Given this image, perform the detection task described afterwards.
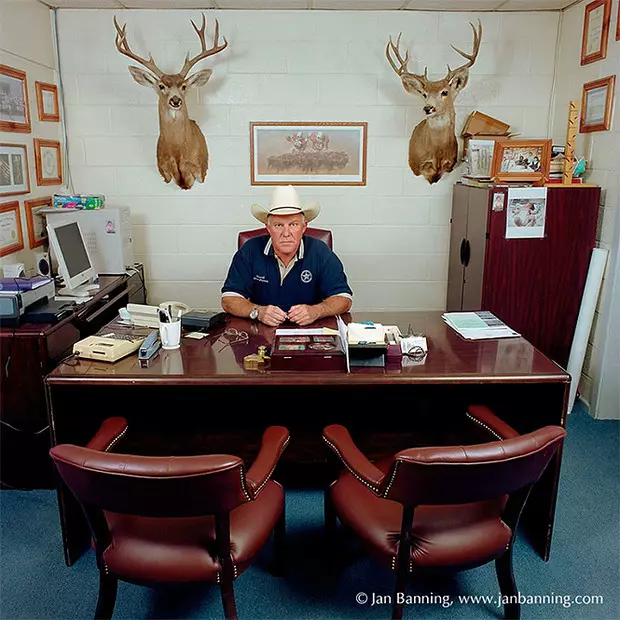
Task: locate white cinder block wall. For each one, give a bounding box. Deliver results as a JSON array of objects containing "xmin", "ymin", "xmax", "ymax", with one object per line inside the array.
[
  {"xmin": 56, "ymin": 9, "xmax": 560, "ymax": 311},
  {"xmin": 551, "ymin": 0, "xmax": 620, "ymax": 417}
]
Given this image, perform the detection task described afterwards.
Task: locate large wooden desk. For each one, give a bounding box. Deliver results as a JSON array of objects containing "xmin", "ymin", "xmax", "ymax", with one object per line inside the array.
[{"xmin": 45, "ymin": 312, "xmax": 569, "ymax": 566}]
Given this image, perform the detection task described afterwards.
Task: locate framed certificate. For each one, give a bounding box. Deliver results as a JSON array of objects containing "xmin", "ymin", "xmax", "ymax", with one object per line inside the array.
[
  {"xmin": 35, "ymin": 81, "xmax": 60, "ymax": 122},
  {"xmin": 581, "ymin": 0, "xmax": 611, "ymax": 65},
  {"xmin": 580, "ymin": 75, "xmax": 616, "ymax": 133},
  {"xmin": 0, "ymin": 201, "xmax": 24, "ymax": 257},
  {"xmin": 34, "ymin": 138, "xmax": 63, "ymax": 186}
]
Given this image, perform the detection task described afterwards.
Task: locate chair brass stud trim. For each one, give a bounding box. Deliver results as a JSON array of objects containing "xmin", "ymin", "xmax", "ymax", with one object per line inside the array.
[
  {"xmin": 104, "ymin": 426, "xmax": 129, "ymax": 452},
  {"xmin": 322, "ymin": 437, "xmax": 381, "ymax": 494},
  {"xmin": 254, "ymin": 436, "xmax": 291, "ymax": 495},
  {"xmin": 383, "ymin": 460, "xmax": 400, "ymax": 497},
  {"xmin": 239, "ymin": 467, "xmax": 252, "ymax": 502},
  {"xmin": 465, "ymin": 412, "xmax": 502, "ymax": 440}
]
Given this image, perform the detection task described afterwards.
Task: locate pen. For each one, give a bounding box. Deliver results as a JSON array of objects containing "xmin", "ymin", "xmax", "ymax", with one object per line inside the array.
[{"xmin": 158, "ymin": 309, "xmax": 169, "ymax": 323}]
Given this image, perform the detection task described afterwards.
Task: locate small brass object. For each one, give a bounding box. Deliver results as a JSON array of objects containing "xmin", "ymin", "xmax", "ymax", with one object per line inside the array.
[{"xmin": 243, "ymin": 345, "xmax": 270, "ymax": 371}]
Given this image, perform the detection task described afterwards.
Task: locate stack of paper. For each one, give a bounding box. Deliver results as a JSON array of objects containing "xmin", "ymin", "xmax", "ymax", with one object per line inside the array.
[
  {"xmin": 347, "ymin": 322, "xmax": 385, "ymax": 345},
  {"xmin": 442, "ymin": 311, "xmax": 520, "ymax": 340}
]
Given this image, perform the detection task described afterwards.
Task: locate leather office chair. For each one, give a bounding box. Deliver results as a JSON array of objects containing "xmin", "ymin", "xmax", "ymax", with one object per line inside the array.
[
  {"xmin": 322, "ymin": 405, "xmax": 567, "ymax": 620},
  {"xmin": 238, "ymin": 227, "xmax": 333, "ymax": 250},
  {"xmin": 50, "ymin": 417, "xmax": 290, "ymax": 620}
]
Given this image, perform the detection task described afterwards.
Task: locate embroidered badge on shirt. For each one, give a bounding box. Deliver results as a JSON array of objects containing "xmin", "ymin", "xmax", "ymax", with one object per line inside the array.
[
  {"xmin": 254, "ymin": 275, "xmax": 268, "ymax": 283},
  {"xmin": 300, "ymin": 270, "xmax": 313, "ymax": 283}
]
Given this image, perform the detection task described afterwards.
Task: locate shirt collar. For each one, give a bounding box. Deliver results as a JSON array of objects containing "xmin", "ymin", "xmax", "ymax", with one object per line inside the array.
[{"xmin": 264, "ymin": 238, "xmax": 305, "ymax": 259}]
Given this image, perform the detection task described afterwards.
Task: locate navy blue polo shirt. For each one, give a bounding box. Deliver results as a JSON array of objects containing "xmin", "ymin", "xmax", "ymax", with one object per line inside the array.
[{"xmin": 221, "ymin": 235, "xmax": 352, "ymax": 313}]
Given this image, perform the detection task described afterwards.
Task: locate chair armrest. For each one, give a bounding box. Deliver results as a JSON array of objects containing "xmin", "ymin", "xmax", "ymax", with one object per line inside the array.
[
  {"xmin": 246, "ymin": 426, "xmax": 290, "ymax": 496},
  {"xmin": 85, "ymin": 417, "xmax": 128, "ymax": 452},
  {"xmin": 467, "ymin": 405, "xmax": 520, "ymax": 440},
  {"xmin": 322, "ymin": 424, "xmax": 385, "ymax": 494}
]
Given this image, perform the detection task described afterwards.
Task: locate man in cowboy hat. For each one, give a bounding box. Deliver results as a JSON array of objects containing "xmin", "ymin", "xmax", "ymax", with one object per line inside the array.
[{"xmin": 221, "ymin": 185, "xmax": 352, "ymax": 326}]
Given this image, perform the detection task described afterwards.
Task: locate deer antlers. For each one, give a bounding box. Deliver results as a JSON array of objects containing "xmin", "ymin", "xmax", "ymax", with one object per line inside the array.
[
  {"xmin": 114, "ymin": 16, "xmax": 163, "ymax": 78},
  {"xmin": 180, "ymin": 15, "xmax": 228, "ymax": 78},
  {"xmin": 113, "ymin": 14, "xmax": 228, "ymax": 79},
  {"xmin": 447, "ymin": 21, "xmax": 482, "ymax": 81},
  {"xmin": 386, "ymin": 20, "xmax": 482, "ymax": 85}
]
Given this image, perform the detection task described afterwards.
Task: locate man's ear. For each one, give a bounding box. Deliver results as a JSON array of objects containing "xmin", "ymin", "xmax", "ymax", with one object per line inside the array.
[
  {"xmin": 128, "ymin": 66, "xmax": 159, "ymax": 88},
  {"xmin": 186, "ymin": 69, "xmax": 213, "ymax": 89},
  {"xmin": 448, "ymin": 68, "xmax": 469, "ymax": 94},
  {"xmin": 401, "ymin": 75, "xmax": 426, "ymax": 97}
]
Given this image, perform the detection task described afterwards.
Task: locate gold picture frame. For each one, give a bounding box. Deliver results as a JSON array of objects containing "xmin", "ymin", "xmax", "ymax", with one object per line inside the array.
[
  {"xmin": 25, "ymin": 196, "xmax": 51, "ymax": 249},
  {"xmin": 34, "ymin": 138, "xmax": 63, "ymax": 186},
  {"xmin": 0, "ymin": 64, "xmax": 31, "ymax": 133},
  {"xmin": 0, "ymin": 200, "xmax": 25, "ymax": 257},
  {"xmin": 250, "ymin": 122, "xmax": 368, "ymax": 186},
  {"xmin": 580, "ymin": 75, "xmax": 616, "ymax": 133},
  {"xmin": 35, "ymin": 81, "xmax": 60, "ymax": 122},
  {"xmin": 490, "ymin": 140, "xmax": 552, "ymax": 183},
  {"xmin": 581, "ymin": 0, "xmax": 611, "ymax": 65}
]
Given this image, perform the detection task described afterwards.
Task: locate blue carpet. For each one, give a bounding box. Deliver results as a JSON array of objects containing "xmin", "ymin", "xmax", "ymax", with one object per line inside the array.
[{"xmin": 1, "ymin": 402, "xmax": 618, "ymax": 620}]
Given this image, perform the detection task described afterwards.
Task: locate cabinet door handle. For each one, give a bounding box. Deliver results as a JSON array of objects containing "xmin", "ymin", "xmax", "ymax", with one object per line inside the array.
[
  {"xmin": 459, "ymin": 238, "xmax": 467, "ymax": 266},
  {"xmin": 463, "ymin": 239, "xmax": 471, "ymax": 267}
]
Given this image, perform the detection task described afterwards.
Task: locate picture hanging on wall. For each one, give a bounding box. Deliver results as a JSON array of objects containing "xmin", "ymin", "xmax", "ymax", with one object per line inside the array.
[
  {"xmin": 0, "ymin": 201, "xmax": 24, "ymax": 257},
  {"xmin": 34, "ymin": 139, "xmax": 63, "ymax": 186},
  {"xmin": 581, "ymin": 0, "xmax": 611, "ymax": 65},
  {"xmin": 35, "ymin": 81, "xmax": 60, "ymax": 122},
  {"xmin": 580, "ymin": 75, "xmax": 616, "ymax": 133},
  {"xmin": 25, "ymin": 196, "xmax": 51, "ymax": 249},
  {"xmin": 0, "ymin": 65, "xmax": 31, "ymax": 133},
  {"xmin": 616, "ymin": 0, "xmax": 620, "ymax": 40},
  {"xmin": 0, "ymin": 143, "xmax": 30, "ymax": 197},
  {"xmin": 250, "ymin": 122, "xmax": 367, "ymax": 186}
]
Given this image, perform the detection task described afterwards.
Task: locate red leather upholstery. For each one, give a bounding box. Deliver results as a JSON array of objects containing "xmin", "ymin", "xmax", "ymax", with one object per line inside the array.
[
  {"xmin": 50, "ymin": 418, "xmax": 290, "ymax": 619},
  {"xmin": 238, "ymin": 227, "xmax": 333, "ymax": 250},
  {"xmin": 323, "ymin": 405, "xmax": 566, "ymax": 619}
]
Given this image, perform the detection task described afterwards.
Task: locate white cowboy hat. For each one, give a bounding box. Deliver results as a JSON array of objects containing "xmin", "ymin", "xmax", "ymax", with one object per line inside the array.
[{"xmin": 251, "ymin": 185, "xmax": 321, "ymax": 225}]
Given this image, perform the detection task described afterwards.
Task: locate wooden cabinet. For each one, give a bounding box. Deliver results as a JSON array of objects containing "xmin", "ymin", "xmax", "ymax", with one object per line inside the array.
[
  {"xmin": 447, "ymin": 183, "xmax": 600, "ymax": 368},
  {"xmin": 0, "ymin": 273, "xmax": 145, "ymax": 490}
]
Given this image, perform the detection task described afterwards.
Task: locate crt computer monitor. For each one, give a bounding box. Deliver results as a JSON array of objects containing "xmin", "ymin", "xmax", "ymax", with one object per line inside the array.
[{"xmin": 46, "ymin": 220, "xmax": 98, "ymax": 294}]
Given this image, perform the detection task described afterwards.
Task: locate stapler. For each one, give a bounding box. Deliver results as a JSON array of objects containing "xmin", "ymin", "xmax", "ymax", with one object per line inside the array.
[{"xmin": 138, "ymin": 329, "xmax": 161, "ymax": 367}]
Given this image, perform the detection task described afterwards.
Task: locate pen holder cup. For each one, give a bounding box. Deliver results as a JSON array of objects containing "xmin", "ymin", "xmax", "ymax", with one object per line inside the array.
[
  {"xmin": 159, "ymin": 301, "xmax": 190, "ymax": 320},
  {"xmin": 159, "ymin": 320, "xmax": 182, "ymax": 350}
]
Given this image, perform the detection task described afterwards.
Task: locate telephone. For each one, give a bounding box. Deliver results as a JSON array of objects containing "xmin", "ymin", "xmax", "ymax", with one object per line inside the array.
[{"xmin": 73, "ymin": 334, "xmax": 146, "ymax": 363}]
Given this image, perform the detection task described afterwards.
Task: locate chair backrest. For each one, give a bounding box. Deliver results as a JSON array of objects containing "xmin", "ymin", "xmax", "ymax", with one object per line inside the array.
[
  {"xmin": 383, "ymin": 425, "xmax": 566, "ymax": 506},
  {"xmin": 238, "ymin": 227, "xmax": 333, "ymax": 250},
  {"xmin": 50, "ymin": 446, "xmax": 252, "ymax": 518}
]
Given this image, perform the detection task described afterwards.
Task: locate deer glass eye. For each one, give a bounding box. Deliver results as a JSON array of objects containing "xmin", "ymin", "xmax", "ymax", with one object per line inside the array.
[
  {"xmin": 181, "ymin": 85, "xmax": 187, "ymax": 91},
  {"xmin": 158, "ymin": 84, "xmax": 165, "ymax": 91},
  {"xmin": 422, "ymin": 93, "xmax": 428, "ymax": 99},
  {"xmin": 441, "ymin": 90, "xmax": 449, "ymax": 96}
]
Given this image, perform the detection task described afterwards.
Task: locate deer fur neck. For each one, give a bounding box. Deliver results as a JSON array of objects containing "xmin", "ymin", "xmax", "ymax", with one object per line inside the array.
[
  {"xmin": 158, "ymin": 101, "xmax": 190, "ymax": 140},
  {"xmin": 426, "ymin": 109, "xmax": 455, "ymax": 132}
]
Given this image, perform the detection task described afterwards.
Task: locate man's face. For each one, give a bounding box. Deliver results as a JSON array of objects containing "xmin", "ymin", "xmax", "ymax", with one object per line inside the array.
[{"xmin": 267, "ymin": 213, "xmax": 307, "ymax": 258}]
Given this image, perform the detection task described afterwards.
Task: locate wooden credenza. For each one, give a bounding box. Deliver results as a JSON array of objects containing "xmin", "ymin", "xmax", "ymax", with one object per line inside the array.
[
  {"xmin": 0, "ymin": 273, "xmax": 145, "ymax": 490},
  {"xmin": 447, "ymin": 183, "xmax": 600, "ymax": 368}
]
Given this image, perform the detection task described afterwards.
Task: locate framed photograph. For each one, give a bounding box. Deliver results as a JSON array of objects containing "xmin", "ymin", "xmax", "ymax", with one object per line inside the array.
[
  {"xmin": 0, "ymin": 65, "xmax": 31, "ymax": 133},
  {"xmin": 250, "ymin": 122, "xmax": 367, "ymax": 186},
  {"xmin": 581, "ymin": 0, "xmax": 611, "ymax": 65},
  {"xmin": 34, "ymin": 139, "xmax": 63, "ymax": 186},
  {"xmin": 0, "ymin": 143, "xmax": 30, "ymax": 197},
  {"xmin": 35, "ymin": 81, "xmax": 59, "ymax": 122},
  {"xmin": 25, "ymin": 196, "xmax": 51, "ymax": 249},
  {"xmin": 467, "ymin": 139, "xmax": 496, "ymax": 178},
  {"xmin": 617, "ymin": 0, "xmax": 620, "ymax": 40},
  {"xmin": 0, "ymin": 201, "xmax": 24, "ymax": 257},
  {"xmin": 490, "ymin": 140, "xmax": 552, "ymax": 183},
  {"xmin": 581, "ymin": 75, "xmax": 616, "ymax": 132}
]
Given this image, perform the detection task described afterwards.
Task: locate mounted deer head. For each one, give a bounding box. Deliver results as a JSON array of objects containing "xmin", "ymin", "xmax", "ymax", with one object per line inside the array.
[
  {"xmin": 114, "ymin": 15, "xmax": 228, "ymax": 190},
  {"xmin": 386, "ymin": 21, "xmax": 482, "ymax": 184}
]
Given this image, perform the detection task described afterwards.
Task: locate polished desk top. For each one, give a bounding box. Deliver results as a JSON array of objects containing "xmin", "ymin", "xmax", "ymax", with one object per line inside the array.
[{"xmin": 46, "ymin": 312, "xmax": 569, "ymax": 387}]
